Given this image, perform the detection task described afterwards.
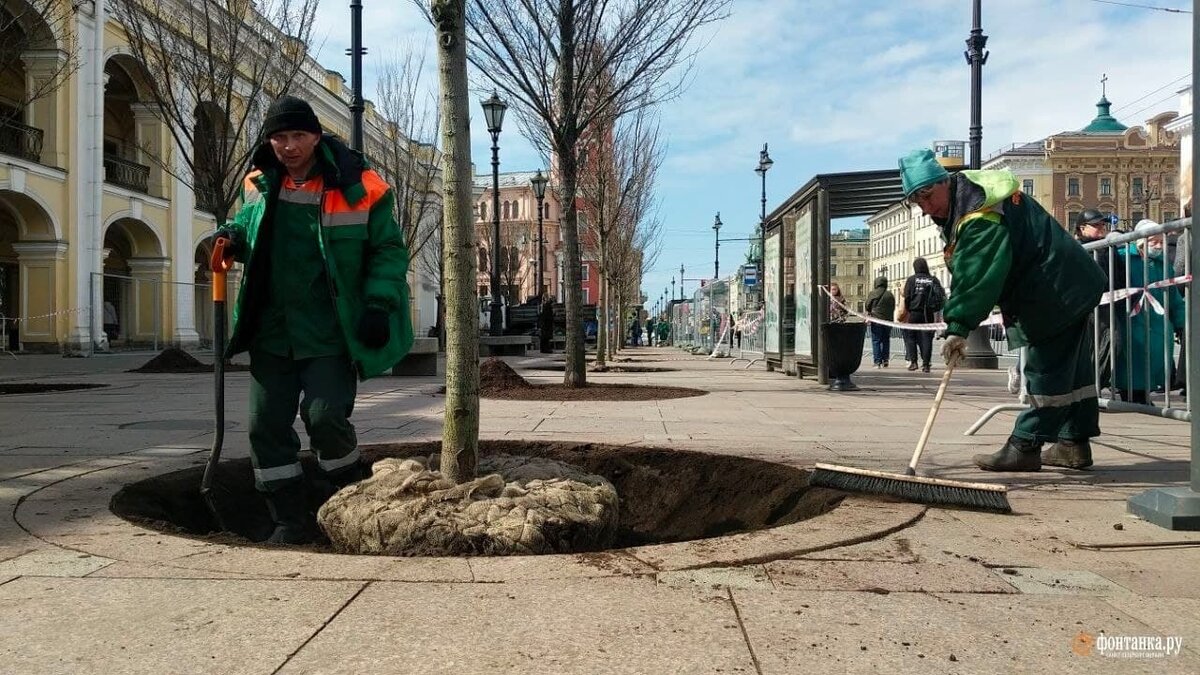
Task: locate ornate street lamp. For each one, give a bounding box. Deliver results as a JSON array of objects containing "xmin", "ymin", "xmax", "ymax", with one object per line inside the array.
[
  {"xmin": 712, "ymin": 212, "xmax": 723, "ymax": 279},
  {"xmin": 754, "ymin": 143, "xmax": 773, "ymax": 290},
  {"xmin": 679, "ymin": 263, "xmax": 685, "ymax": 301},
  {"xmin": 530, "ymin": 169, "xmax": 549, "ymax": 298},
  {"xmin": 481, "ymin": 91, "xmax": 507, "ymax": 335}
]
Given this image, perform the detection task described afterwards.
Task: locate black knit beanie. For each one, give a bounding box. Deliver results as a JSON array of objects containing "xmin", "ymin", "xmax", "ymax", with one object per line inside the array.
[{"xmin": 261, "ymin": 95, "xmax": 322, "ymax": 138}]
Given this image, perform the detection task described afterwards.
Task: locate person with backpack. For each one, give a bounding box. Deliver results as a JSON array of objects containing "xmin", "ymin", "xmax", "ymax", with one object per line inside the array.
[
  {"xmin": 898, "ymin": 148, "xmax": 1105, "ymax": 472},
  {"xmin": 899, "ymin": 257, "xmax": 944, "ymax": 373}
]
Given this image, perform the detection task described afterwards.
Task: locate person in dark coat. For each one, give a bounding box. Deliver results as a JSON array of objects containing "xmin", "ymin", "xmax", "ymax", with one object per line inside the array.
[
  {"xmin": 538, "ymin": 295, "xmax": 554, "ymax": 353},
  {"xmin": 864, "ymin": 276, "xmax": 895, "ymax": 367},
  {"xmin": 900, "ymin": 258, "xmax": 944, "ymax": 373}
]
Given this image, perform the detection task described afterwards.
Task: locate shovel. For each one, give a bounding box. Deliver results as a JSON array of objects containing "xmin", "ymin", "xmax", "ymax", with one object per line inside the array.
[{"xmin": 200, "ymin": 236, "xmax": 235, "ymax": 531}]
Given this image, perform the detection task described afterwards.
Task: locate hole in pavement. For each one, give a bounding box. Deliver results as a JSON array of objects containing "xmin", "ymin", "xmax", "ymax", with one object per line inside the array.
[
  {"xmin": 0, "ymin": 383, "xmax": 108, "ymax": 395},
  {"xmin": 110, "ymin": 441, "xmax": 845, "ymax": 554}
]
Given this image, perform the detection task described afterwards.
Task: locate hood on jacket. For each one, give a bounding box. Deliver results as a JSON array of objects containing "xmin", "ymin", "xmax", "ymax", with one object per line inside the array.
[
  {"xmin": 249, "ymin": 133, "xmax": 367, "ymax": 193},
  {"xmin": 937, "ymin": 169, "xmax": 1020, "ymax": 239},
  {"xmin": 873, "ymin": 276, "xmax": 888, "ymax": 289}
]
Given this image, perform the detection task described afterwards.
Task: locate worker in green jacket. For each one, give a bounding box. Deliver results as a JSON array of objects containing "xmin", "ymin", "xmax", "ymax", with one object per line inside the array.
[
  {"xmin": 899, "ymin": 149, "xmax": 1105, "ymax": 472},
  {"xmin": 215, "ymin": 96, "xmax": 413, "ymax": 543}
]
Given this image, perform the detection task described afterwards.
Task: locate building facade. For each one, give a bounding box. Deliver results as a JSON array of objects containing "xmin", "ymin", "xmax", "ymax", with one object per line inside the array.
[
  {"xmin": 829, "ymin": 229, "xmax": 871, "ymax": 312},
  {"xmin": 0, "ymin": 1, "xmax": 440, "ymax": 353},
  {"xmin": 471, "ymin": 170, "xmax": 566, "ymax": 305}
]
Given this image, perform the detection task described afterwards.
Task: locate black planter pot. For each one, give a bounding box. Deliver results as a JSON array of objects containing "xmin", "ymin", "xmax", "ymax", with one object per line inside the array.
[{"xmin": 822, "ymin": 321, "xmax": 867, "ymax": 391}]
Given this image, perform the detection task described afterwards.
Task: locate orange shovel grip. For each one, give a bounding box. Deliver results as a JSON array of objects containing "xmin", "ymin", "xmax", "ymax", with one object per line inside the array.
[{"xmin": 210, "ymin": 236, "xmax": 235, "ymax": 303}]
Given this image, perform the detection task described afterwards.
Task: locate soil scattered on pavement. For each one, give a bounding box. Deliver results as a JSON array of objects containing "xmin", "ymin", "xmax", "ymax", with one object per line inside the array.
[{"xmin": 479, "ymin": 358, "xmax": 703, "ymax": 401}]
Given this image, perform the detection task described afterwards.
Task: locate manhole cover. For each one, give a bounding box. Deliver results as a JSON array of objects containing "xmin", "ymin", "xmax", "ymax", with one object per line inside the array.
[{"xmin": 111, "ymin": 441, "xmax": 845, "ymax": 554}]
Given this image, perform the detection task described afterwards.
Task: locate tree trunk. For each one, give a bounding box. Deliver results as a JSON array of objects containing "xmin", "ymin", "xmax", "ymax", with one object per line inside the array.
[
  {"xmin": 557, "ymin": 0, "xmax": 586, "ymax": 388},
  {"xmin": 433, "ymin": 0, "xmax": 478, "ymax": 484},
  {"xmin": 596, "ymin": 243, "xmax": 608, "ymax": 367}
]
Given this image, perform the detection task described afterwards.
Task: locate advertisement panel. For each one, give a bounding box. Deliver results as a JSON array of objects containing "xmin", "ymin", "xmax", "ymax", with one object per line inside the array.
[
  {"xmin": 764, "ymin": 232, "xmax": 780, "ymax": 353},
  {"xmin": 794, "ymin": 206, "xmax": 814, "ymax": 358}
]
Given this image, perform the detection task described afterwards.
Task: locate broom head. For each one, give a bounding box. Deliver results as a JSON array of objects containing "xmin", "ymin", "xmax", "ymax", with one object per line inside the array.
[{"xmin": 811, "ymin": 462, "xmax": 1011, "ymax": 514}]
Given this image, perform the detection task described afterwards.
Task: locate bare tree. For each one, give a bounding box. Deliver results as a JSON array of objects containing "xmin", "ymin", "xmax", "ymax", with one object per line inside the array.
[
  {"xmin": 0, "ymin": 0, "xmax": 78, "ymax": 155},
  {"xmin": 578, "ymin": 105, "xmax": 661, "ymax": 366},
  {"xmin": 108, "ymin": 0, "xmax": 319, "ymax": 225},
  {"xmin": 452, "ymin": 0, "xmax": 729, "ymax": 387},
  {"xmin": 373, "ymin": 44, "xmax": 445, "ymax": 345},
  {"xmin": 431, "ymin": 0, "xmax": 479, "ymax": 484}
]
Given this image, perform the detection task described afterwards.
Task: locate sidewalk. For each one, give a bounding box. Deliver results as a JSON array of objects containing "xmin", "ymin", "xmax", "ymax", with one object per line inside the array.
[{"xmin": 0, "ymin": 347, "xmax": 1198, "ymax": 673}]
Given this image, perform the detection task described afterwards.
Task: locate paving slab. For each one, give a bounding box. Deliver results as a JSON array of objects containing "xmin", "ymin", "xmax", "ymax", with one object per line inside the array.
[
  {"xmin": 1101, "ymin": 596, "xmax": 1200, "ymax": 654},
  {"xmin": 990, "ymin": 567, "xmax": 1134, "ymax": 595},
  {"xmin": 468, "ymin": 550, "xmax": 656, "ymax": 581},
  {"xmin": 0, "ymin": 548, "xmax": 114, "ymax": 577},
  {"xmin": 768, "ymin": 558, "xmax": 1016, "ymax": 594},
  {"xmin": 276, "ymin": 578, "xmax": 755, "ymax": 674},
  {"xmin": 731, "ymin": 589, "xmax": 1200, "ymax": 674},
  {"xmin": 0, "ymin": 577, "xmax": 363, "ymax": 675}
]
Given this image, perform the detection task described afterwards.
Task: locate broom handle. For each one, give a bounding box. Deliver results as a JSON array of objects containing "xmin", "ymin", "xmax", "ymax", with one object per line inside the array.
[{"xmin": 907, "ymin": 365, "xmax": 954, "ymax": 475}]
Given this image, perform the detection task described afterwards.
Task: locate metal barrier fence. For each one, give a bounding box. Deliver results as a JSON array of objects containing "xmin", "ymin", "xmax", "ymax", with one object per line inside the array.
[
  {"xmin": 88, "ymin": 272, "xmax": 218, "ymax": 354},
  {"xmin": 729, "ymin": 309, "xmax": 765, "ymax": 368},
  {"xmin": 967, "ymin": 218, "xmax": 1192, "ymax": 434}
]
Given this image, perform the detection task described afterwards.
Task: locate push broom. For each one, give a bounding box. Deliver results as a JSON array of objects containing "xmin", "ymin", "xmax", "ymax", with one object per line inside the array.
[{"xmin": 810, "ymin": 366, "xmax": 1012, "ymax": 513}]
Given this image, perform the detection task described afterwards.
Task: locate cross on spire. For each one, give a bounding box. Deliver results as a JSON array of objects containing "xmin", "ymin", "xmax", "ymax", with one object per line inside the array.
[{"xmin": 1101, "ymin": 73, "xmax": 1108, "ymax": 97}]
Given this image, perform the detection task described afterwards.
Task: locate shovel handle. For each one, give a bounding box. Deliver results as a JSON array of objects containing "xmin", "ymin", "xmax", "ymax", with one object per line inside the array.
[{"xmin": 210, "ymin": 236, "xmax": 234, "ymax": 302}]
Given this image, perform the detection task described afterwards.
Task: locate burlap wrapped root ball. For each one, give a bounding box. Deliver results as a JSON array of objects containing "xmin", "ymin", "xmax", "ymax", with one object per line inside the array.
[{"xmin": 317, "ymin": 454, "xmax": 619, "ymax": 556}]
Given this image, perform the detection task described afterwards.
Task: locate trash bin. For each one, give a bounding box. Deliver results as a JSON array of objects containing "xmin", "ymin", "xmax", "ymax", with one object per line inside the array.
[{"xmin": 822, "ymin": 320, "xmax": 867, "ymax": 391}]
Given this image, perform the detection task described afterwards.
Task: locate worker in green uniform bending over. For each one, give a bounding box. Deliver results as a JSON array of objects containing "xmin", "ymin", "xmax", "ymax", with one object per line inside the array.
[
  {"xmin": 216, "ymin": 96, "xmax": 412, "ymax": 543},
  {"xmin": 899, "ymin": 149, "xmax": 1105, "ymax": 472}
]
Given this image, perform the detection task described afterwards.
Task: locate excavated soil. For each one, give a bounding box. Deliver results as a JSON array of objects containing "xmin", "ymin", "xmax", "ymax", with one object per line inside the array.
[
  {"xmin": 0, "ymin": 383, "xmax": 108, "ymax": 395},
  {"xmin": 480, "ymin": 358, "xmax": 703, "ymax": 401},
  {"xmin": 128, "ymin": 347, "xmax": 249, "ymax": 374},
  {"xmin": 110, "ymin": 440, "xmax": 845, "ymax": 553},
  {"xmin": 528, "ymin": 364, "xmax": 679, "ymax": 374}
]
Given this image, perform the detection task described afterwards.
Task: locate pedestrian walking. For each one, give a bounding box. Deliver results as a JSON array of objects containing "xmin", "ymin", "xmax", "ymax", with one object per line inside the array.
[
  {"xmin": 214, "ymin": 95, "xmax": 412, "ymax": 543},
  {"xmin": 900, "ymin": 258, "xmax": 944, "ymax": 373},
  {"xmin": 864, "ymin": 276, "xmax": 895, "ymax": 367}
]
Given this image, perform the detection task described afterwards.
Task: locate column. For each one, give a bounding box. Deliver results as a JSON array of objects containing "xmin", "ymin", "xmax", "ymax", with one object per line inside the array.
[
  {"xmin": 21, "ymin": 49, "xmax": 68, "ymax": 167},
  {"xmin": 11, "ymin": 241, "xmax": 67, "ymax": 349},
  {"xmin": 170, "ymin": 103, "xmax": 200, "ymax": 348},
  {"xmin": 127, "ymin": 257, "xmax": 170, "ymax": 345},
  {"xmin": 65, "ymin": 5, "xmax": 105, "ymax": 353}
]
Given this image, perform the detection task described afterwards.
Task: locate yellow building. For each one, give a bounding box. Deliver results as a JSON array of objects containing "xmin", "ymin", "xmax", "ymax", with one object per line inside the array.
[
  {"xmin": 0, "ymin": 1, "xmax": 435, "ymax": 353},
  {"xmin": 829, "ymin": 229, "xmax": 870, "ymax": 313}
]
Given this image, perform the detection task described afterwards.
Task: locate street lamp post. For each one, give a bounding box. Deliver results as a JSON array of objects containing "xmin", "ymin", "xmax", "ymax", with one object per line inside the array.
[
  {"xmin": 713, "ymin": 212, "xmax": 722, "ymax": 280},
  {"xmin": 481, "ymin": 92, "xmax": 507, "ymax": 336},
  {"xmin": 348, "ymin": 0, "xmax": 367, "ymax": 151},
  {"xmin": 531, "ymin": 169, "xmax": 549, "ymax": 298},
  {"xmin": 671, "ymin": 276, "xmax": 675, "ymax": 303},
  {"xmin": 679, "ymin": 263, "xmax": 685, "ymax": 301},
  {"xmin": 754, "ymin": 143, "xmax": 773, "ymax": 296}
]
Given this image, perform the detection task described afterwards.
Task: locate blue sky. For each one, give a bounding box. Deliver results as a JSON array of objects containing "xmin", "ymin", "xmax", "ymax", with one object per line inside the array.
[{"xmin": 310, "ymin": 0, "xmax": 1191, "ymax": 307}]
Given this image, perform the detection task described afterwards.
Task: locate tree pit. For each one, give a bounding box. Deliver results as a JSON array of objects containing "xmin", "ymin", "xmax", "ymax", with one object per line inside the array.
[
  {"xmin": 527, "ymin": 364, "xmax": 679, "ymax": 374},
  {"xmin": 110, "ymin": 440, "xmax": 845, "ymax": 554},
  {"xmin": 0, "ymin": 383, "xmax": 108, "ymax": 395},
  {"xmin": 481, "ymin": 358, "xmax": 702, "ymax": 401}
]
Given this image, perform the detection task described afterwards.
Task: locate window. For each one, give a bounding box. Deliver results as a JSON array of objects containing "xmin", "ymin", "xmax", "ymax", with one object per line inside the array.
[
  {"xmin": 1165, "ymin": 175, "xmax": 1176, "ymax": 194},
  {"xmin": 857, "ymin": 248, "xmax": 863, "ymax": 256},
  {"xmin": 1100, "ymin": 177, "xmax": 1112, "ymax": 196},
  {"xmin": 502, "ymin": 201, "xmax": 510, "ymax": 219},
  {"xmin": 856, "ymin": 284, "xmax": 864, "ymax": 296},
  {"xmin": 478, "ymin": 246, "xmax": 488, "ymax": 270},
  {"xmin": 1132, "ymin": 210, "xmax": 1144, "ymax": 223},
  {"xmin": 479, "ymin": 285, "xmax": 488, "ymax": 297},
  {"xmin": 830, "ymin": 248, "xmax": 837, "ymax": 257},
  {"xmin": 1067, "ymin": 177, "xmax": 1080, "ymax": 197},
  {"xmin": 479, "ymin": 202, "xmax": 487, "ymax": 221},
  {"xmin": 1023, "ymin": 179, "xmax": 1034, "ymax": 196},
  {"xmin": 1132, "ymin": 177, "xmax": 1144, "ymax": 199},
  {"xmin": 856, "ymin": 264, "xmax": 864, "ymax": 276},
  {"xmin": 1164, "ymin": 211, "xmax": 1177, "ymax": 222},
  {"xmin": 582, "ymin": 288, "xmax": 590, "ymax": 303},
  {"xmin": 830, "ymin": 263, "xmax": 838, "ymax": 276},
  {"xmin": 1067, "ymin": 211, "xmax": 1080, "ymax": 227},
  {"xmin": 512, "ymin": 200, "xmax": 520, "ymax": 219},
  {"xmin": 581, "ymin": 264, "xmax": 589, "ymax": 281}
]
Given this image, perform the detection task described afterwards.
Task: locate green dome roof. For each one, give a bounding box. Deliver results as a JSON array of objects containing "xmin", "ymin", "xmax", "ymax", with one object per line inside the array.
[{"xmin": 1081, "ymin": 95, "xmax": 1128, "ymax": 133}]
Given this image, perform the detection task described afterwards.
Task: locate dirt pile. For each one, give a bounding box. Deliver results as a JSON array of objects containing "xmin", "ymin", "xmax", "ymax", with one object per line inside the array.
[
  {"xmin": 479, "ymin": 358, "xmax": 530, "ymax": 394},
  {"xmin": 129, "ymin": 348, "xmax": 247, "ymax": 374}
]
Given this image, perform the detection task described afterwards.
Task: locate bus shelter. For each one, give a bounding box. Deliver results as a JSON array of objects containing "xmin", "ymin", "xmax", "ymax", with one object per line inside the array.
[{"xmin": 761, "ymin": 169, "xmax": 905, "ymax": 383}]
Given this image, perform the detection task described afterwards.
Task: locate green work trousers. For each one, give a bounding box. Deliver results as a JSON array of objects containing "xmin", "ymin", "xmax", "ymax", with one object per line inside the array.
[
  {"xmin": 1013, "ymin": 317, "xmax": 1100, "ymax": 444},
  {"xmin": 248, "ymin": 350, "xmax": 359, "ymax": 492}
]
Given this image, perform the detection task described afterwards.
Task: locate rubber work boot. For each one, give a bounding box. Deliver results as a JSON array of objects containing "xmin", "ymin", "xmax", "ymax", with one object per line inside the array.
[
  {"xmin": 973, "ymin": 436, "xmax": 1042, "ymax": 472},
  {"xmin": 263, "ymin": 481, "xmax": 319, "ymax": 545},
  {"xmin": 1041, "ymin": 439, "xmax": 1094, "ymax": 470},
  {"xmin": 329, "ymin": 460, "xmax": 372, "ymax": 489}
]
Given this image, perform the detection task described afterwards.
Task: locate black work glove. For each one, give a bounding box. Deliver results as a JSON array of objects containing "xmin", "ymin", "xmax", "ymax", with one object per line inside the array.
[
  {"xmin": 357, "ymin": 307, "xmax": 390, "ymax": 349},
  {"xmin": 213, "ymin": 228, "xmax": 242, "ymax": 258}
]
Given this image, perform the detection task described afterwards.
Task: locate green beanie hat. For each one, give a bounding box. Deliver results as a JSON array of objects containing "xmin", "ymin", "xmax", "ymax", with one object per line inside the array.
[{"xmin": 898, "ymin": 148, "xmax": 950, "ymax": 197}]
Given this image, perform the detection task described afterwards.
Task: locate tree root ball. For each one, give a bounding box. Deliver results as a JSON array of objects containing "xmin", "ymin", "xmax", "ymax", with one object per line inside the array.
[{"xmin": 317, "ymin": 454, "xmax": 619, "ymax": 556}]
